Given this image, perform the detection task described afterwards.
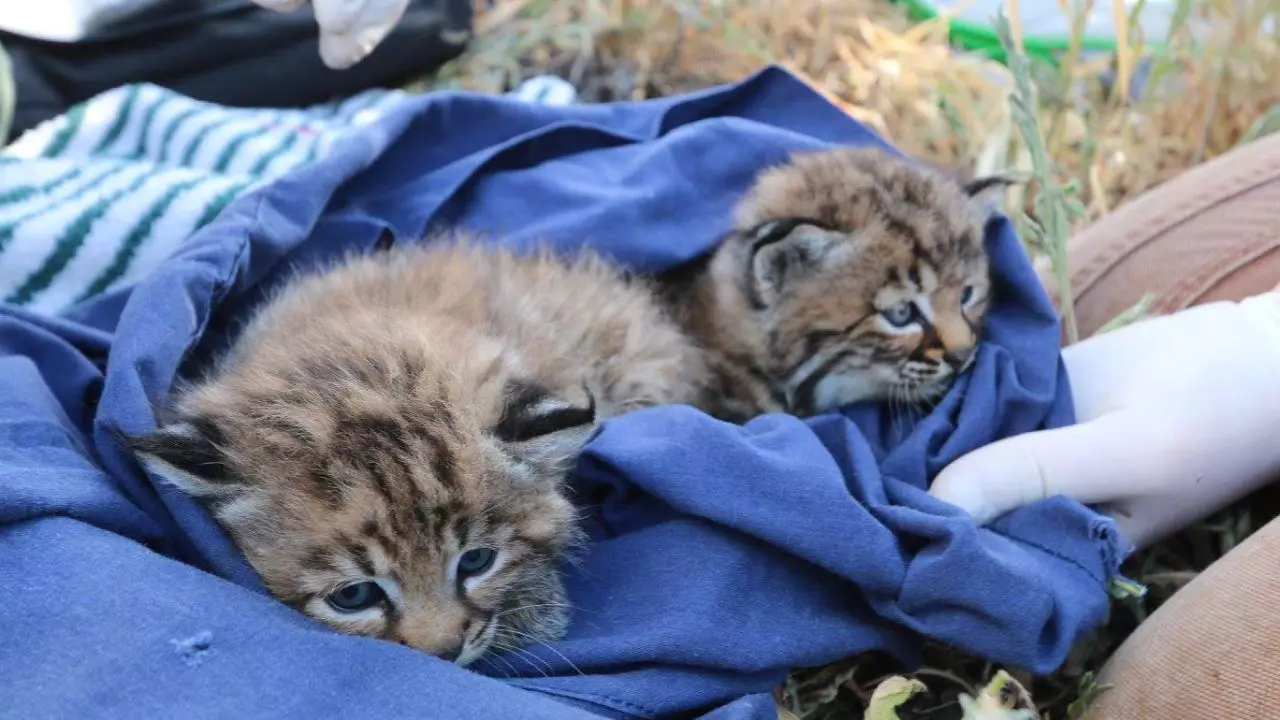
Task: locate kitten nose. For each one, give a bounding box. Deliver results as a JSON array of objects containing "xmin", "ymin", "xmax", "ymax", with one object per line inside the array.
[
  {"xmin": 942, "ymin": 345, "xmax": 975, "ymax": 369},
  {"xmin": 437, "ymin": 644, "xmax": 464, "ymax": 662}
]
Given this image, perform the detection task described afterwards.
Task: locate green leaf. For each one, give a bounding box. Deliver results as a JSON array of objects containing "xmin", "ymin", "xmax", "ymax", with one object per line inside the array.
[
  {"xmin": 1067, "ymin": 672, "xmax": 1113, "ymax": 720},
  {"xmin": 1107, "ymin": 576, "xmax": 1149, "ymax": 600},
  {"xmin": 1240, "ymin": 103, "xmax": 1280, "ymax": 146},
  {"xmin": 994, "ymin": 9, "xmax": 1081, "ymax": 344},
  {"xmin": 1096, "ymin": 293, "xmax": 1156, "ymax": 335}
]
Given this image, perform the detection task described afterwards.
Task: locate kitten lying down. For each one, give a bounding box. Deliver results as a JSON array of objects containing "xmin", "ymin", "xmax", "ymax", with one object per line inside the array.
[
  {"xmin": 127, "ymin": 239, "xmax": 707, "ymax": 665},
  {"xmin": 126, "ymin": 146, "xmax": 1007, "ymax": 664},
  {"xmin": 661, "ymin": 145, "xmax": 1011, "ymax": 423}
]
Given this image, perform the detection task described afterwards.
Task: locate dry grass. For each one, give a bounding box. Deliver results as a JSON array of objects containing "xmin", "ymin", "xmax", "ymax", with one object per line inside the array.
[
  {"xmin": 433, "ymin": 0, "xmax": 1279, "ymax": 221},
  {"xmin": 415, "ymin": 0, "xmax": 1280, "ymax": 717}
]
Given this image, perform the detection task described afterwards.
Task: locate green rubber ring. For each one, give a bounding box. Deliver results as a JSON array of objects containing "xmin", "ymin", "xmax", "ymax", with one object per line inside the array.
[{"xmin": 896, "ymin": 0, "xmax": 1125, "ymax": 64}]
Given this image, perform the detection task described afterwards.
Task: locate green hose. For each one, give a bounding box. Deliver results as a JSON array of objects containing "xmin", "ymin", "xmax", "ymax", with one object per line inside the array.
[{"xmin": 896, "ymin": 0, "xmax": 1123, "ymax": 64}]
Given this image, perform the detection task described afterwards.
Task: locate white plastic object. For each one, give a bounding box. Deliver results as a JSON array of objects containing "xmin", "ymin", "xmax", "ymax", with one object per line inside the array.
[{"xmin": 512, "ymin": 76, "xmax": 578, "ymax": 106}]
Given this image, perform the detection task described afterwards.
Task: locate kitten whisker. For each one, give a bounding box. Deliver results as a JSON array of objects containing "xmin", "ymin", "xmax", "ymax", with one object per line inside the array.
[
  {"xmin": 494, "ymin": 602, "xmax": 575, "ymax": 619},
  {"xmin": 490, "ymin": 637, "xmax": 556, "ymax": 678},
  {"xmin": 477, "ymin": 644, "xmax": 522, "ymax": 677},
  {"xmin": 488, "ymin": 637, "xmax": 553, "ymax": 679},
  {"xmin": 496, "ymin": 627, "xmax": 586, "ymax": 677}
]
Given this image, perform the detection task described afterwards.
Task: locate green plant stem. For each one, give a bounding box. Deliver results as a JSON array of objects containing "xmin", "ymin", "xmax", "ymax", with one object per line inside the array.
[
  {"xmin": 996, "ymin": 9, "xmax": 1082, "ymax": 344},
  {"xmin": 1046, "ymin": 190, "xmax": 1080, "ymax": 345},
  {"xmin": 1096, "ymin": 293, "xmax": 1154, "ymax": 334}
]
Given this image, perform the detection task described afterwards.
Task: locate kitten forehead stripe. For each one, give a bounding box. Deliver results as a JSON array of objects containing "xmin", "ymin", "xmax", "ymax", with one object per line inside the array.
[
  {"xmin": 303, "ymin": 546, "xmax": 336, "ymax": 574},
  {"xmin": 310, "ymin": 466, "xmax": 348, "ymax": 508},
  {"xmin": 422, "ymin": 431, "xmax": 458, "ymax": 491},
  {"xmin": 361, "ymin": 458, "xmax": 399, "ymax": 509},
  {"xmin": 350, "ymin": 415, "xmax": 410, "ymax": 453},
  {"xmin": 868, "ymin": 186, "xmax": 943, "ymax": 269},
  {"xmin": 341, "ymin": 536, "xmax": 377, "ymax": 576},
  {"xmin": 361, "ymin": 518, "xmax": 400, "ymax": 561},
  {"xmin": 451, "ymin": 515, "xmax": 470, "ymax": 547}
]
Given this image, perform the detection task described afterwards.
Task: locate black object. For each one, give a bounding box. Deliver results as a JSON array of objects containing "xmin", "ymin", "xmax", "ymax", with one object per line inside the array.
[{"xmin": 1, "ymin": 0, "xmax": 472, "ymax": 142}]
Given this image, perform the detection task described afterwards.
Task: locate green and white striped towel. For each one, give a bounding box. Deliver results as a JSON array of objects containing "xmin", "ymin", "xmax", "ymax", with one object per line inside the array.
[{"xmin": 0, "ymin": 82, "xmax": 411, "ymax": 315}]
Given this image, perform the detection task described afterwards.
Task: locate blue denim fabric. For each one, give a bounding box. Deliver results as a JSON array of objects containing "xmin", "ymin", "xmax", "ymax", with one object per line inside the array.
[{"xmin": 0, "ymin": 67, "xmax": 1126, "ymax": 719}]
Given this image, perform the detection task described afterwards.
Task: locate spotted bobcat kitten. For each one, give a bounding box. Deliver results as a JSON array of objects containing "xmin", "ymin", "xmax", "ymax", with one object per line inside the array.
[
  {"xmin": 126, "ymin": 237, "xmax": 706, "ymax": 665},
  {"xmin": 662, "ymin": 146, "xmax": 1012, "ymax": 422}
]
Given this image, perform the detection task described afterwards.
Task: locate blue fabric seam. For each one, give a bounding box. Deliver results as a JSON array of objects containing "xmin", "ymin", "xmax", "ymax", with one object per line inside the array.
[
  {"xmin": 204, "ymin": 197, "xmax": 260, "ymax": 340},
  {"xmin": 1091, "ymin": 517, "xmax": 1132, "ymax": 576},
  {"xmin": 1000, "ymin": 529, "xmax": 1110, "ymax": 585},
  {"xmin": 511, "ymin": 681, "xmax": 659, "ymax": 720}
]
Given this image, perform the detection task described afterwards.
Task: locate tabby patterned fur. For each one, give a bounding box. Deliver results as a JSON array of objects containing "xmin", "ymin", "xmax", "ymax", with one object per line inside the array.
[
  {"xmin": 126, "ymin": 238, "xmax": 706, "ymax": 665},
  {"xmin": 661, "ymin": 146, "xmax": 1011, "ymax": 423}
]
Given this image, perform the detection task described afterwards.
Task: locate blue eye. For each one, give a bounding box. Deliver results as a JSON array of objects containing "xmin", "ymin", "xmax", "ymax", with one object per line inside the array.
[
  {"xmin": 960, "ymin": 285, "xmax": 975, "ymax": 305},
  {"xmin": 457, "ymin": 548, "xmax": 497, "ymax": 577},
  {"xmin": 881, "ymin": 302, "xmax": 915, "ymax": 328},
  {"xmin": 326, "ymin": 581, "xmax": 385, "ymax": 612}
]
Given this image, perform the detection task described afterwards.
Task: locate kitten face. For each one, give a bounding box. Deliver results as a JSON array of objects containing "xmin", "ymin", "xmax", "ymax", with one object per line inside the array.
[
  {"xmin": 127, "ymin": 314, "xmax": 591, "ymax": 666},
  {"xmin": 728, "ymin": 147, "xmax": 1006, "ymax": 415},
  {"xmin": 745, "ymin": 219, "xmax": 990, "ymax": 413}
]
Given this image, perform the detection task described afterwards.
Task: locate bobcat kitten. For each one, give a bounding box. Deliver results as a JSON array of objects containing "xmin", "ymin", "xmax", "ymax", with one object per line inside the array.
[
  {"xmin": 127, "ymin": 238, "xmax": 706, "ymax": 665},
  {"xmin": 663, "ymin": 146, "xmax": 1011, "ymax": 423}
]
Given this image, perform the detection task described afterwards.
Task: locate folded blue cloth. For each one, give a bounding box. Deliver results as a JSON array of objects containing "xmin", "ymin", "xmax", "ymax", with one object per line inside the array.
[{"xmin": 0, "ymin": 66, "xmax": 1128, "ymax": 719}]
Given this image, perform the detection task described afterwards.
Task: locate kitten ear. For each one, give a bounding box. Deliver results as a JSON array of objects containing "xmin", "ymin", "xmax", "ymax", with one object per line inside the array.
[
  {"xmin": 121, "ymin": 416, "xmax": 242, "ymax": 499},
  {"xmin": 744, "ymin": 220, "xmax": 839, "ymax": 308},
  {"xmin": 495, "ymin": 381, "xmax": 596, "ymax": 443},
  {"xmin": 962, "ymin": 175, "xmax": 1019, "ymax": 222},
  {"xmin": 494, "ymin": 380, "xmax": 598, "ymax": 481}
]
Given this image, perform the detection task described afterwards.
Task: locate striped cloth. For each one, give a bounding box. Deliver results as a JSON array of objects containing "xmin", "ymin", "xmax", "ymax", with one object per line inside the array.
[{"xmin": 0, "ymin": 83, "xmax": 413, "ymax": 315}]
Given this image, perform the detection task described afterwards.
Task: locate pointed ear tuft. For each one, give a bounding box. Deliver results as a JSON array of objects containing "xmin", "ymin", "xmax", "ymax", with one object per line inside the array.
[
  {"xmin": 119, "ymin": 416, "xmax": 241, "ymax": 499},
  {"xmin": 962, "ymin": 174, "xmax": 1020, "ymax": 222},
  {"xmin": 744, "ymin": 220, "xmax": 840, "ymax": 309}
]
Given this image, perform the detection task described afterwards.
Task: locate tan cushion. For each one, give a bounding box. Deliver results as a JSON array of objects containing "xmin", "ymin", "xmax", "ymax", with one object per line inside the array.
[
  {"xmin": 1047, "ymin": 133, "xmax": 1280, "ymax": 718},
  {"xmin": 1040, "ymin": 132, "xmax": 1280, "ymax": 339},
  {"xmin": 1086, "ymin": 512, "xmax": 1280, "ymax": 719}
]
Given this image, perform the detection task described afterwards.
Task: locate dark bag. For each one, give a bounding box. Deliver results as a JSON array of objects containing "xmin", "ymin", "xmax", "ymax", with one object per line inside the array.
[{"xmin": 1, "ymin": 0, "xmax": 471, "ymax": 142}]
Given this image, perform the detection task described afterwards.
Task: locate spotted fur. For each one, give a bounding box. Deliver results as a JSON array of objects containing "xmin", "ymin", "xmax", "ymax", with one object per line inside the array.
[
  {"xmin": 125, "ymin": 237, "xmax": 706, "ymax": 665},
  {"xmin": 662, "ymin": 146, "xmax": 1012, "ymax": 422}
]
